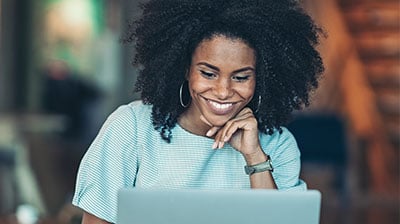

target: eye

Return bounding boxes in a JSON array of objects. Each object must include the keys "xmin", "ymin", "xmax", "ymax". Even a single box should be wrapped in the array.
[
  {"xmin": 232, "ymin": 75, "xmax": 250, "ymax": 82},
  {"xmin": 200, "ymin": 70, "xmax": 216, "ymax": 79}
]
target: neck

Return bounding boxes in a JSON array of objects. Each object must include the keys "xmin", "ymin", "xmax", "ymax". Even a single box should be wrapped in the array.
[{"xmin": 177, "ymin": 109, "xmax": 210, "ymax": 137}]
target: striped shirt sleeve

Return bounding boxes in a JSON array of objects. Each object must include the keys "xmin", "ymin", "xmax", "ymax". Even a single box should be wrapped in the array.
[
  {"xmin": 72, "ymin": 105, "xmax": 139, "ymax": 223},
  {"xmin": 269, "ymin": 127, "xmax": 307, "ymax": 191}
]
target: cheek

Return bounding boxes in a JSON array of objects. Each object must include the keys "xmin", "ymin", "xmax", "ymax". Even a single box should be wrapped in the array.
[
  {"xmin": 236, "ymin": 83, "xmax": 256, "ymax": 100},
  {"xmin": 188, "ymin": 76, "xmax": 208, "ymax": 94}
]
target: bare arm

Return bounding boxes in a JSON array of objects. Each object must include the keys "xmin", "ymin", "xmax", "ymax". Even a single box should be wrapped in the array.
[
  {"xmin": 244, "ymin": 148, "xmax": 277, "ymax": 189},
  {"xmin": 82, "ymin": 212, "xmax": 111, "ymax": 224},
  {"xmin": 202, "ymin": 108, "xmax": 277, "ymax": 189}
]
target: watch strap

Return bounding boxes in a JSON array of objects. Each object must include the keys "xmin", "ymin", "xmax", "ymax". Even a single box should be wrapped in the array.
[{"xmin": 244, "ymin": 155, "xmax": 273, "ymax": 175}]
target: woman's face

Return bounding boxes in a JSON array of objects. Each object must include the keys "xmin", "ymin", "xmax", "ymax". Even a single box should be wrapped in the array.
[{"xmin": 186, "ymin": 35, "xmax": 256, "ymax": 128}]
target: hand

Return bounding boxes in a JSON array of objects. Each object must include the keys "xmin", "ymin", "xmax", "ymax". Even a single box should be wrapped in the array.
[
  {"xmin": 202, "ymin": 108, "xmax": 277, "ymax": 189},
  {"xmin": 201, "ymin": 107, "xmax": 262, "ymax": 157}
]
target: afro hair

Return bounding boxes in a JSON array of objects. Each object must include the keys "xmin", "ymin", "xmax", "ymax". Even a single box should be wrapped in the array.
[{"xmin": 124, "ymin": 0, "xmax": 324, "ymax": 142}]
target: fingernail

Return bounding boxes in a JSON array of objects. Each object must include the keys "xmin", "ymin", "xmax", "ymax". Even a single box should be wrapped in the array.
[
  {"xmin": 206, "ymin": 130, "xmax": 212, "ymax": 137},
  {"xmin": 218, "ymin": 141, "xmax": 224, "ymax": 149},
  {"xmin": 212, "ymin": 141, "xmax": 218, "ymax": 149},
  {"xmin": 223, "ymin": 136, "xmax": 229, "ymax": 142}
]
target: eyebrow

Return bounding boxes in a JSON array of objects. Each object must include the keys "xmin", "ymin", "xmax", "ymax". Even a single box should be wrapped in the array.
[{"xmin": 196, "ymin": 62, "xmax": 255, "ymax": 74}]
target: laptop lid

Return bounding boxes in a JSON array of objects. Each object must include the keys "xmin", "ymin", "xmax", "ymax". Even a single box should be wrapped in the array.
[{"xmin": 117, "ymin": 188, "xmax": 321, "ymax": 224}]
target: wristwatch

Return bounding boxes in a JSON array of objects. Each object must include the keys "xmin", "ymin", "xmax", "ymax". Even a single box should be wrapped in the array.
[{"xmin": 244, "ymin": 155, "xmax": 273, "ymax": 175}]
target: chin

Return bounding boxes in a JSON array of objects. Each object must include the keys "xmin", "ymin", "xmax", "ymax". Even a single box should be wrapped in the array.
[{"xmin": 204, "ymin": 114, "xmax": 234, "ymax": 127}]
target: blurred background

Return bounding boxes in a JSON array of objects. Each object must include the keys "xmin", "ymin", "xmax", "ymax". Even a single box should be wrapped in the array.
[{"xmin": 0, "ymin": 0, "xmax": 398, "ymax": 223}]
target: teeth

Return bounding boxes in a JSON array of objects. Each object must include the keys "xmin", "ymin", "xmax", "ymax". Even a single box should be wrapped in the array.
[{"xmin": 208, "ymin": 100, "xmax": 233, "ymax": 110}]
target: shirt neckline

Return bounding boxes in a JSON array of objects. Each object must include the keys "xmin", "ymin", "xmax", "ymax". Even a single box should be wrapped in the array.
[{"xmin": 175, "ymin": 123, "xmax": 215, "ymax": 143}]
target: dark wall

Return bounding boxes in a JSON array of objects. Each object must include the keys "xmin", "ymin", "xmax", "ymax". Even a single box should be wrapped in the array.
[{"xmin": 0, "ymin": 0, "xmax": 32, "ymax": 112}]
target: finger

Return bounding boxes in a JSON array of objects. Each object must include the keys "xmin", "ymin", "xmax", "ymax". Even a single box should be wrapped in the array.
[
  {"xmin": 207, "ymin": 107, "xmax": 254, "ymax": 149},
  {"xmin": 221, "ymin": 107, "xmax": 253, "ymax": 134},
  {"xmin": 212, "ymin": 109, "xmax": 254, "ymax": 148},
  {"xmin": 199, "ymin": 115, "xmax": 223, "ymax": 149},
  {"xmin": 212, "ymin": 118, "xmax": 244, "ymax": 149},
  {"xmin": 213, "ymin": 127, "xmax": 227, "ymax": 149},
  {"xmin": 236, "ymin": 107, "xmax": 254, "ymax": 117},
  {"xmin": 220, "ymin": 112, "xmax": 255, "ymax": 142},
  {"xmin": 212, "ymin": 140, "xmax": 219, "ymax": 149},
  {"xmin": 223, "ymin": 117, "xmax": 256, "ymax": 142},
  {"xmin": 206, "ymin": 126, "xmax": 220, "ymax": 137}
]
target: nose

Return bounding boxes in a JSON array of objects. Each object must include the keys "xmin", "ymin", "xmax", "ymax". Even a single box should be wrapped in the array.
[{"xmin": 213, "ymin": 78, "xmax": 233, "ymax": 100}]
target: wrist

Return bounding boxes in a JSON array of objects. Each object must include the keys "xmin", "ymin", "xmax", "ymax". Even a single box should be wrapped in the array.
[
  {"xmin": 244, "ymin": 153, "xmax": 273, "ymax": 175},
  {"xmin": 243, "ymin": 146, "xmax": 268, "ymax": 165}
]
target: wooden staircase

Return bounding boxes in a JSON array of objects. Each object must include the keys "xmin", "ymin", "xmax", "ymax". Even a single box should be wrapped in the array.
[
  {"xmin": 338, "ymin": 0, "xmax": 400, "ymax": 149},
  {"xmin": 302, "ymin": 0, "xmax": 399, "ymax": 194}
]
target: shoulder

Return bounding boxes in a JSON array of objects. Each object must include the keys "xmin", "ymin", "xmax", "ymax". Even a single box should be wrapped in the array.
[
  {"xmin": 126, "ymin": 100, "xmax": 152, "ymax": 115},
  {"xmin": 105, "ymin": 100, "xmax": 152, "ymax": 126},
  {"xmin": 260, "ymin": 127, "xmax": 297, "ymax": 148},
  {"xmin": 92, "ymin": 100, "xmax": 154, "ymax": 144},
  {"xmin": 259, "ymin": 127, "xmax": 300, "ymax": 163},
  {"xmin": 275, "ymin": 127, "xmax": 298, "ymax": 149},
  {"xmin": 112, "ymin": 100, "xmax": 152, "ymax": 119}
]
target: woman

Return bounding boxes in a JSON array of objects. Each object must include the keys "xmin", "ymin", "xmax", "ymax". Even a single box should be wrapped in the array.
[{"xmin": 73, "ymin": 0, "xmax": 324, "ymax": 223}]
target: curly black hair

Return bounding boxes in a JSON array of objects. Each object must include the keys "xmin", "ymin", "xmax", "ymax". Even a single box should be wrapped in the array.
[{"xmin": 124, "ymin": 0, "xmax": 324, "ymax": 142}]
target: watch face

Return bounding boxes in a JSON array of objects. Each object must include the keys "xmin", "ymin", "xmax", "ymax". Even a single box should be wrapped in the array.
[{"xmin": 245, "ymin": 166, "xmax": 256, "ymax": 175}]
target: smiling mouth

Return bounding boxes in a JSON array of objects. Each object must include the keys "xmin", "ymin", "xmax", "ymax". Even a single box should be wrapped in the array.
[
  {"xmin": 208, "ymin": 100, "xmax": 233, "ymax": 109},
  {"xmin": 205, "ymin": 98, "xmax": 236, "ymax": 115}
]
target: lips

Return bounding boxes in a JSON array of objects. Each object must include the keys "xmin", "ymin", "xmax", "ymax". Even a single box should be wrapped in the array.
[
  {"xmin": 205, "ymin": 98, "xmax": 236, "ymax": 115},
  {"xmin": 208, "ymin": 100, "xmax": 233, "ymax": 110}
]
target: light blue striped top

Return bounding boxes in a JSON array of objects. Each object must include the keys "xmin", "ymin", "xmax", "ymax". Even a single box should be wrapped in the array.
[{"xmin": 72, "ymin": 100, "xmax": 306, "ymax": 223}]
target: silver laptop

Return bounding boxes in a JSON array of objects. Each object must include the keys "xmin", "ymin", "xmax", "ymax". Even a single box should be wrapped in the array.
[{"xmin": 117, "ymin": 188, "xmax": 321, "ymax": 224}]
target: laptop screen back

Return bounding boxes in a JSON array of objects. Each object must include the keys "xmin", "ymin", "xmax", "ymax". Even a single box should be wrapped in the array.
[{"xmin": 117, "ymin": 188, "xmax": 321, "ymax": 224}]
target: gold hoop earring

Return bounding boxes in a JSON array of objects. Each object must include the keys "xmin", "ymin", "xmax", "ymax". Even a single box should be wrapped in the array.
[{"xmin": 179, "ymin": 81, "xmax": 190, "ymax": 108}]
